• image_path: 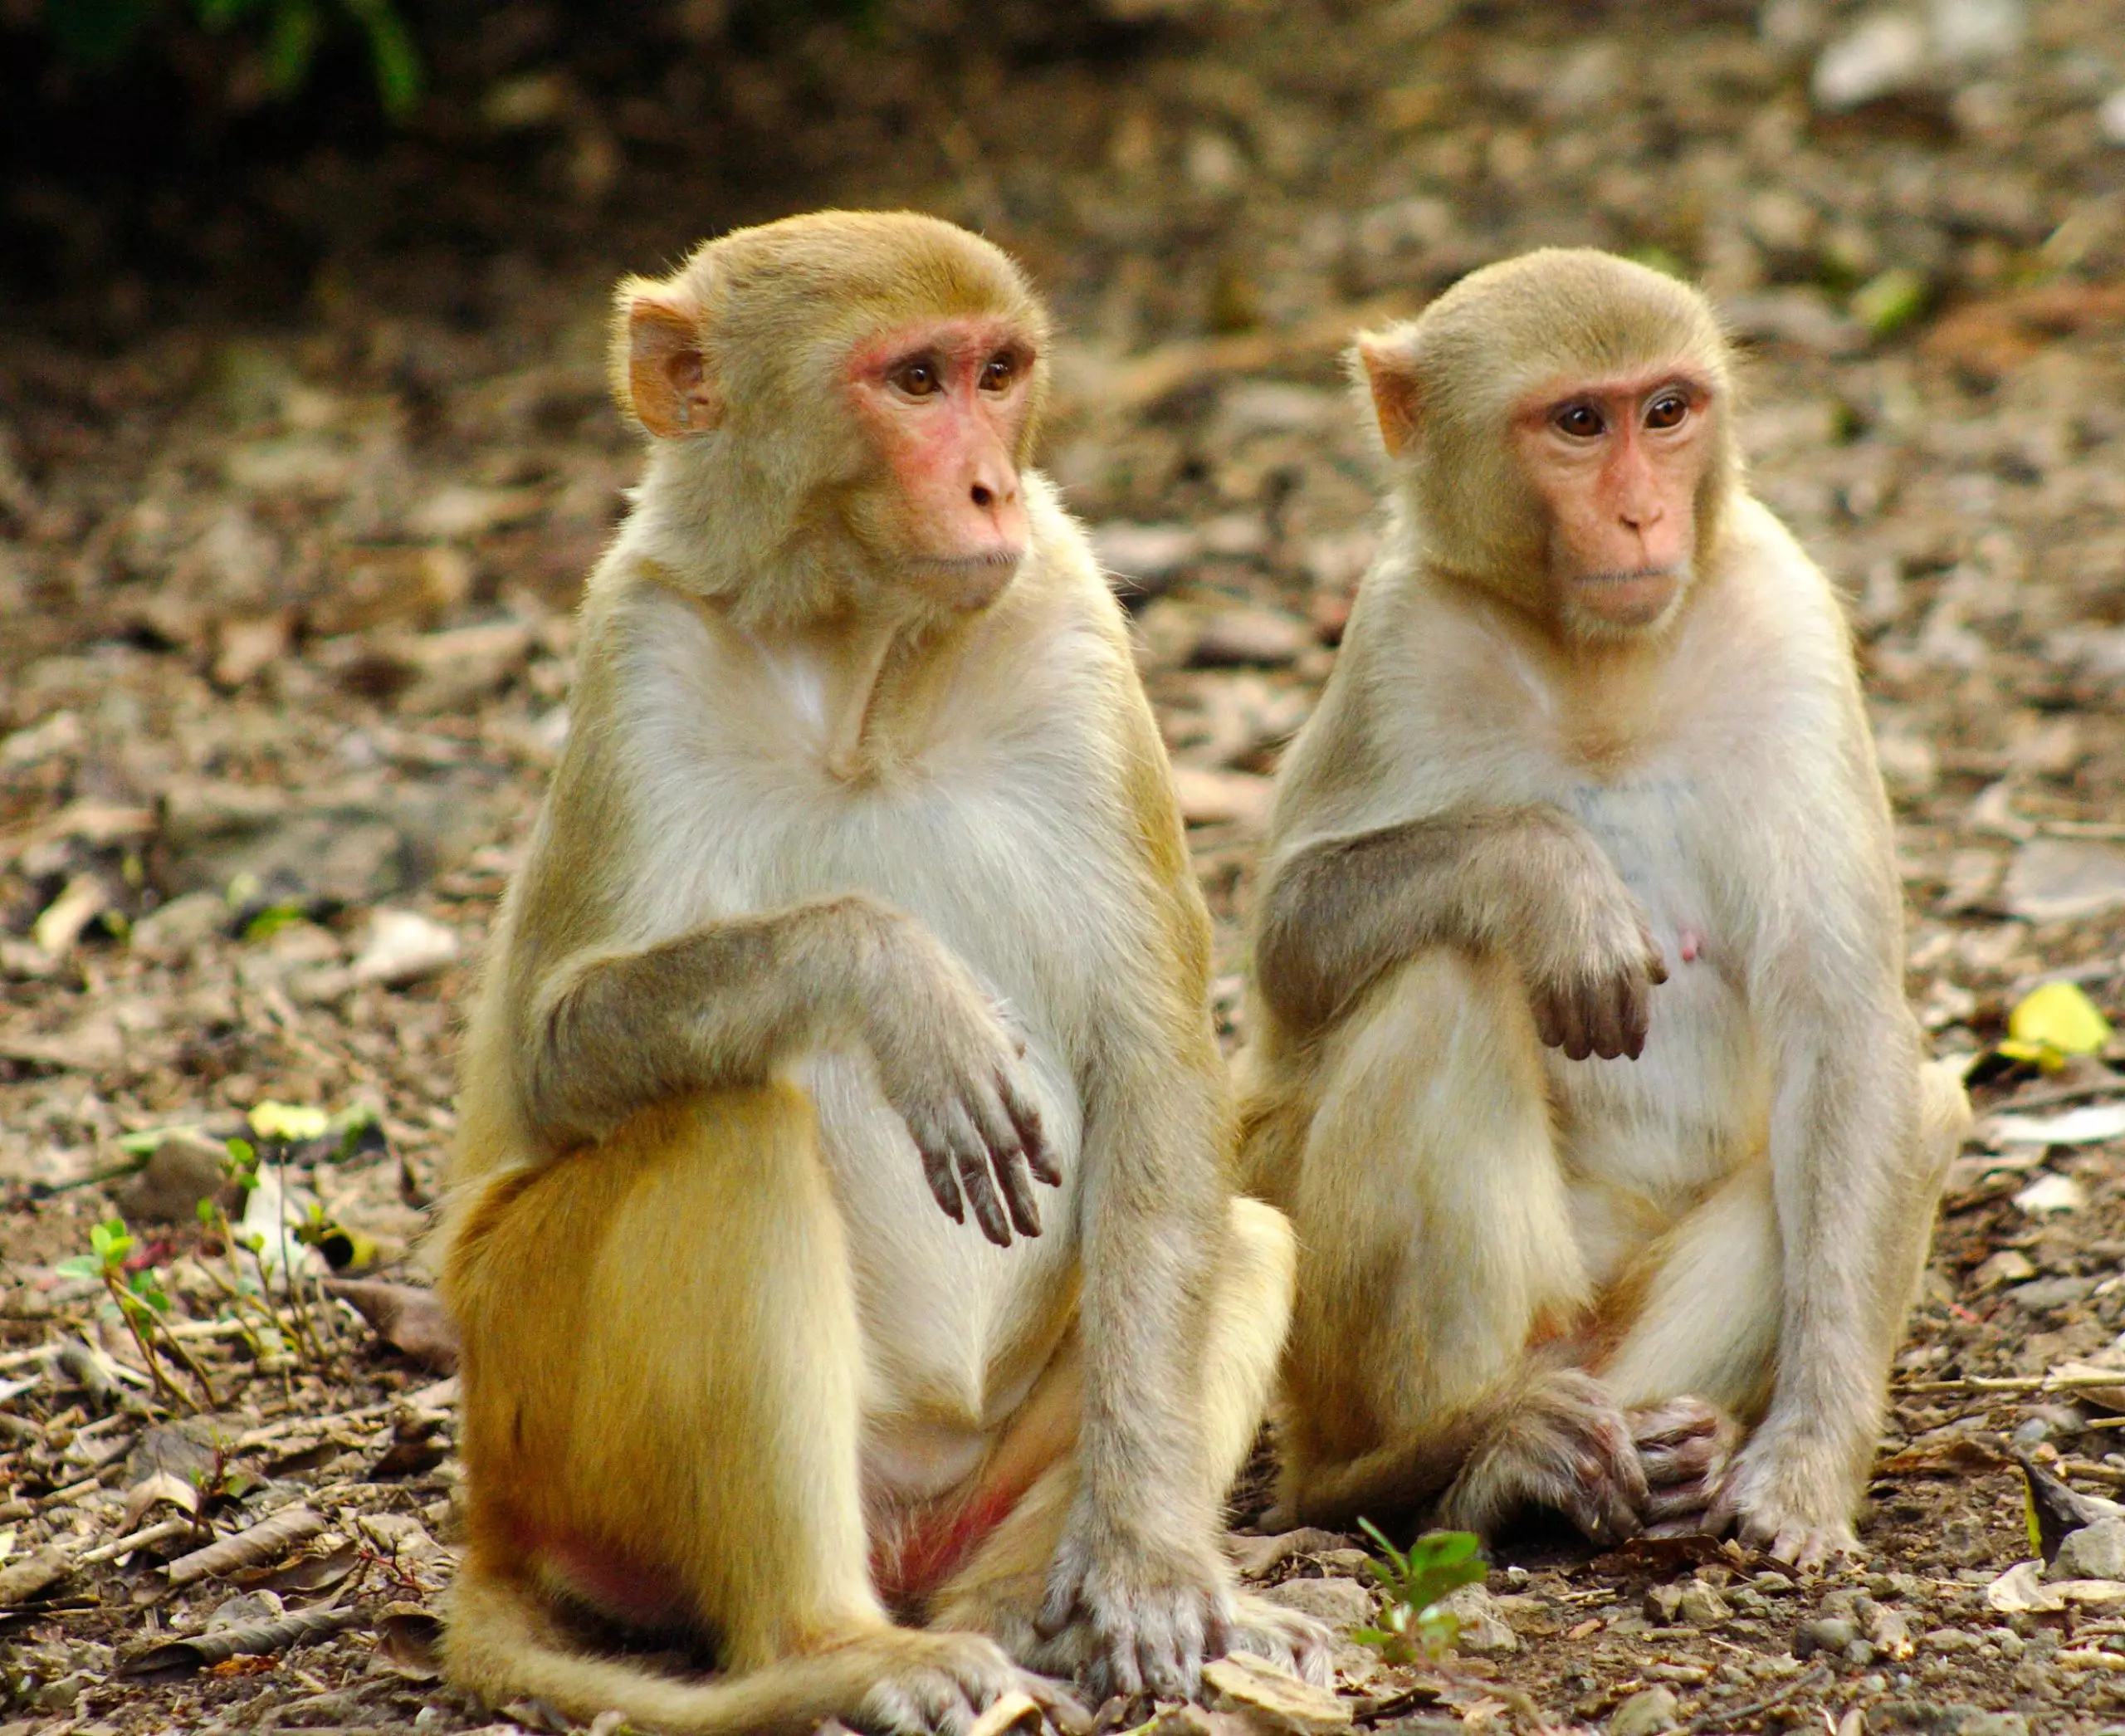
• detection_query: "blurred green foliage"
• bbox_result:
[42,0,422,118]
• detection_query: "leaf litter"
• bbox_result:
[7,0,2125,1729]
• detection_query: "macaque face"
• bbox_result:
[846,316,1038,611]
[1513,371,1716,633]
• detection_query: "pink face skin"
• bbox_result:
[1512,370,1716,633]
[847,316,1038,610]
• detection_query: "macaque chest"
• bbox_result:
[1546,771,1767,1207]
[706,764,1108,1498]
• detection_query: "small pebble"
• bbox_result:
[1795,1616,1860,1656]
[1609,1685,1681,1736]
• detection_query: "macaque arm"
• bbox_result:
[515,895,1050,1244]
[1254,804,1664,1055]
[1734,858,1922,1548]
[1033,716,1239,1698]
[519,896,895,1147]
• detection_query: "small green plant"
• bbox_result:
[1351,1518,1487,1664]
[58,1216,219,1411]
[195,1135,321,1373]
[42,0,422,120]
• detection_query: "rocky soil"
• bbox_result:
[5,0,2125,1732]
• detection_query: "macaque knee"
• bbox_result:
[1917,1058,1972,1190]
[1203,1198,1296,1485]
[1225,1196,1297,1320]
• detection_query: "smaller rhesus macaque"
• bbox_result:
[438,210,1326,1736]
[1239,248,1969,1569]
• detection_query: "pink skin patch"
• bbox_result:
[1512,369,1715,624]
[530,1527,693,1630]
[845,317,1036,584]
[869,1468,1034,1614]
[1678,927,1703,964]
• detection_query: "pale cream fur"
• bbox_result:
[1242,250,1969,1568]
[441,213,1324,1736]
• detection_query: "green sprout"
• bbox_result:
[57,1216,218,1411]
[1350,1519,1487,1664]
[42,0,422,119]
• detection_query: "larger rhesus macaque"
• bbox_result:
[439,211,1325,1736]
[1240,248,1969,1570]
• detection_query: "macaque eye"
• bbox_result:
[979,352,1019,393]
[1644,393,1690,431]
[891,358,943,398]
[1554,403,1605,438]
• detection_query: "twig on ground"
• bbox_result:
[1894,1371,2125,1396]
[2060,1460,2125,1485]
[1683,1665,1831,1732]
[77,1514,203,1565]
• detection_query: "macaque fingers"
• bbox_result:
[955,1140,1015,1247]
[916,1122,970,1225]
[961,1075,1044,1237]
[997,1071,1058,1187]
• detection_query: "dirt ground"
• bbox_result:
[5,0,2125,1731]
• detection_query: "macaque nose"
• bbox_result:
[969,468,1017,514]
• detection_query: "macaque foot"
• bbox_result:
[1439,1368,1647,1547]
[1707,1433,1862,1573]
[850,1630,1086,1736]
[1629,1396,1742,1536]
[1033,1535,1239,1703]
[1225,1592,1336,1688]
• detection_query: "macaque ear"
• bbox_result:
[613,284,725,438]
[1356,334,1423,457]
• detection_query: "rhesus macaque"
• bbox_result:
[438,210,1326,1736]
[1239,248,1969,1571]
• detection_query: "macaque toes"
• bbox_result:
[1240,248,1970,1569]
[438,211,1326,1736]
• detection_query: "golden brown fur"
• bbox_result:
[439,211,1324,1735]
[1242,248,1968,1568]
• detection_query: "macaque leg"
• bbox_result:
[1268,951,1653,1543]
[446,1084,1038,1734]
[1589,1163,1778,1533]
[1595,1059,1966,1547]
[931,1199,1330,1683]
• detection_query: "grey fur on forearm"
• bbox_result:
[517,896,895,1147]
[1253,804,1600,1039]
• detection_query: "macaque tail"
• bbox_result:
[445,1568,872,1736]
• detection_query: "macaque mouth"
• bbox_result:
[1573,565,1685,615]
[1575,564,1687,589]
[924,550,1023,575]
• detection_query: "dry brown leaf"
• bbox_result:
[1923,284,2125,376]
[374,1600,444,1681]
[1229,1527,1353,1578]
[263,1541,363,1594]
[124,1469,201,1531]
[157,1505,325,1590]
[119,1602,359,1678]
[325,1278,462,1372]
[0,1546,73,1607]
[2047,1362,2125,1414]
[1878,1437,2008,1477]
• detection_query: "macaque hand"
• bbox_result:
[1034,1517,1238,1703]
[1520,868,1668,1062]
[862,922,1057,1247]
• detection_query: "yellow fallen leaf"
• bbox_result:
[1998,980,2113,1073]
[248,1102,330,1141]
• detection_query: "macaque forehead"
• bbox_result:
[1509,364,1721,428]
[843,313,1039,381]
